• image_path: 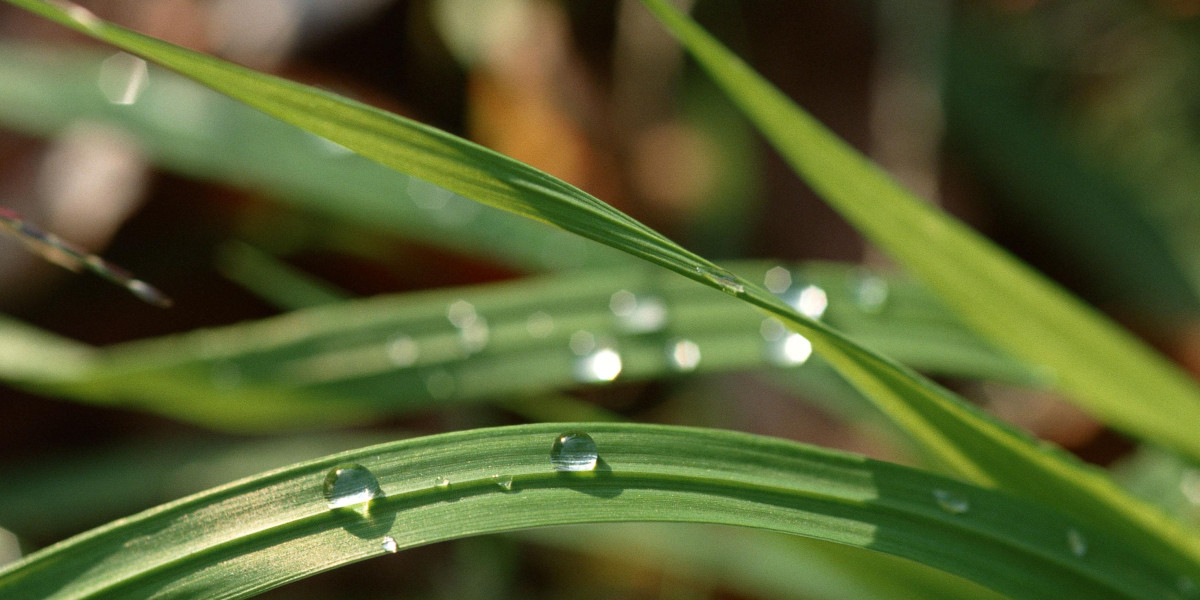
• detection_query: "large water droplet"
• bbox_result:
[787,284,828,320]
[98,52,149,105]
[763,266,792,294]
[323,464,384,513]
[932,489,969,514]
[850,272,889,314]
[551,432,599,472]
[695,266,744,295]
[667,338,701,371]
[610,290,668,333]
[1066,528,1087,557]
[387,335,419,367]
[381,536,399,553]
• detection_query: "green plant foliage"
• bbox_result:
[0,423,1180,600]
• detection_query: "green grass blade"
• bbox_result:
[635,0,1200,461]
[9,0,1199,582]
[0,423,1182,600]
[0,41,627,272]
[1,262,1031,431]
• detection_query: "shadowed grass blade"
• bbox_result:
[0,423,1182,600]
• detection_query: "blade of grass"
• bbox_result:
[0,423,1181,600]
[635,0,1200,462]
[8,0,1198,580]
[2,262,1032,431]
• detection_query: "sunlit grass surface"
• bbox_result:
[2,1,1200,599]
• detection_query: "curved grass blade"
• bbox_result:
[0,41,627,272]
[0,423,1184,600]
[1,262,1031,431]
[635,0,1200,462]
[8,0,1199,581]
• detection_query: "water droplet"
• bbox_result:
[787,284,828,320]
[323,464,384,513]
[573,347,623,383]
[763,266,792,294]
[381,536,398,553]
[458,317,490,354]
[434,476,450,489]
[762,319,813,367]
[49,1,101,30]
[932,489,969,514]
[569,330,597,355]
[695,266,744,295]
[526,311,555,338]
[98,52,149,105]
[492,474,515,491]
[610,290,667,333]
[387,335,419,367]
[667,338,701,371]
[1066,528,1087,557]
[850,272,889,314]
[551,432,598,472]
[446,300,477,328]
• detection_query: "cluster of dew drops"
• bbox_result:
[320,432,600,554]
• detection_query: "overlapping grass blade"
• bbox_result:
[1,262,1030,431]
[0,423,1180,600]
[635,0,1200,461]
[0,41,626,271]
[8,0,1199,578]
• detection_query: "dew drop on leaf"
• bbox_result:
[551,432,598,472]
[695,266,744,295]
[931,489,969,514]
[323,464,384,513]
[381,536,398,554]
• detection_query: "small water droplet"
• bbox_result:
[695,266,744,295]
[551,432,599,472]
[434,476,451,489]
[610,290,668,333]
[787,284,828,320]
[932,489,969,514]
[850,272,889,314]
[763,266,792,294]
[98,52,149,105]
[381,536,399,553]
[573,347,623,383]
[323,464,384,513]
[569,330,597,355]
[761,319,813,367]
[667,338,701,371]
[526,311,555,338]
[49,1,101,30]
[1066,528,1087,557]
[492,474,515,491]
[387,335,419,367]
[446,299,477,328]
[457,317,490,354]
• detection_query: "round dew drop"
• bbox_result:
[931,489,969,514]
[1066,528,1087,557]
[323,464,384,512]
[551,432,599,472]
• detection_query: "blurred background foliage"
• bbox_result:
[3,0,1200,598]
